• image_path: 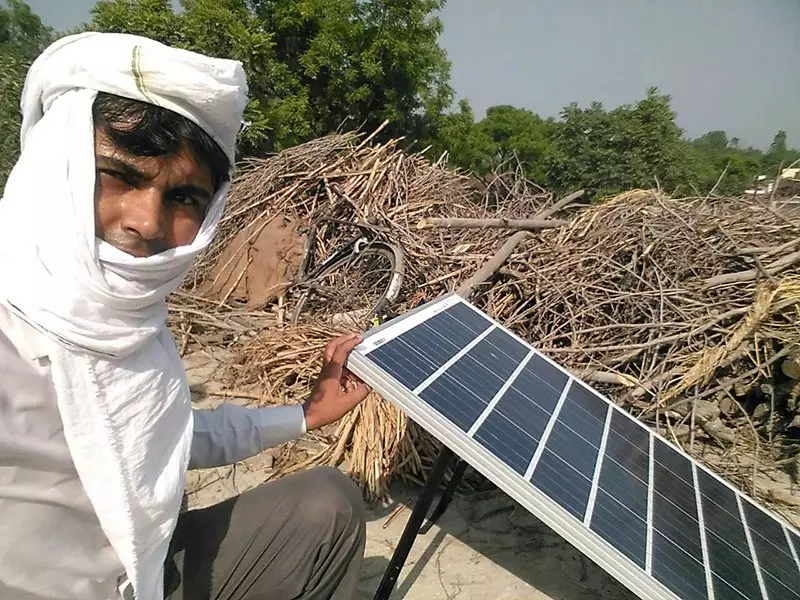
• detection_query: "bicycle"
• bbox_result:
[289,216,405,328]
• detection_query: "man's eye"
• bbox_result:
[173,194,199,207]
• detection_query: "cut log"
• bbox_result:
[701,419,737,445]
[753,403,770,421]
[535,189,585,220]
[737,238,800,260]
[583,370,640,387]
[702,248,800,288]
[767,487,800,507]
[454,191,583,300]
[416,216,567,232]
[456,231,530,299]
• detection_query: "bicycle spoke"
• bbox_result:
[293,244,399,328]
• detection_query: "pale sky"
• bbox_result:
[24,0,800,149]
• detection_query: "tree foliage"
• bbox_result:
[689,130,762,195]
[437,101,555,182]
[0,0,52,56]
[439,89,705,198]
[90,0,452,156]
[546,89,693,196]
[761,129,800,175]
[0,0,52,189]
[437,89,800,199]
[1,0,798,200]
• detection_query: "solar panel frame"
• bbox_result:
[350,292,800,600]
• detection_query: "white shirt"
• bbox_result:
[0,305,306,600]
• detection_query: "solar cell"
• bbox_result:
[351,293,800,600]
[589,409,650,568]
[368,301,492,389]
[651,439,708,600]
[697,468,763,600]
[419,327,528,431]
[472,354,567,475]
[529,382,607,519]
[742,499,800,598]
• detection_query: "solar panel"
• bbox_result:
[349,293,800,600]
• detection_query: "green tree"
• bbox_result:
[0,0,53,188]
[474,105,555,182]
[770,130,788,155]
[546,89,693,197]
[693,130,729,155]
[0,0,52,58]
[0,50,27,188]
[90,0,452,156]
[436,102,556,182]
[434,99,494,172]
[689,129,768,195]
[762,130,800,176]
[253,0,451,143]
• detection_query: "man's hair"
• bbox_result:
[91,92,230,189]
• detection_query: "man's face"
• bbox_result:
[94,128,215,258]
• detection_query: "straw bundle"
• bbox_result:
[224,323,436,499]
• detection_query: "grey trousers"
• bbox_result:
[164,467,367,600]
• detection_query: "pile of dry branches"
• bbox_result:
[486,192,800,507]
[172,127,800,514]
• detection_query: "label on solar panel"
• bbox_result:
[349,292,800,600]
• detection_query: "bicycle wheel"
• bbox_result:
[290,242,404,328]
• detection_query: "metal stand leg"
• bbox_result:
[373,446,459,600]
[418,458,468,535]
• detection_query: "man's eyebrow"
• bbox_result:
[96,154,149,182]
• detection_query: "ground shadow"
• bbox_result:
[358,556,391,599]
[359,473,637,600]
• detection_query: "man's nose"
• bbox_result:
[120,189,165,241]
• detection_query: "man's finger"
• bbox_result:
[320,333,360,380]
[342,368,365,386]
[345,381,371,404]
[323,345,333,365]
[323,335,346,365]
[329,333,363,368]
[322,336,344,363]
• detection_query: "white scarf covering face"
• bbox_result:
[0,32,247,600]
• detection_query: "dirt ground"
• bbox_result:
[184,350,635,600]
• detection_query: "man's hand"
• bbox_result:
[303,333,371,431]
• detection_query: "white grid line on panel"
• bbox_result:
[584,404,613,527]
[411,324,496,395]
[523,378,573,481]
[692,463,716,600]
[460,298,533,346]
[738,494,769,600]
[467,349,534,437]
[786,525,800,574]
[646,433,655,576]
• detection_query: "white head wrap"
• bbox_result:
[0,32,248,600]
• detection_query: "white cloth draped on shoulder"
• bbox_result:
[0,32,247,600]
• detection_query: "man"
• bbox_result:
[0,32,370,600]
